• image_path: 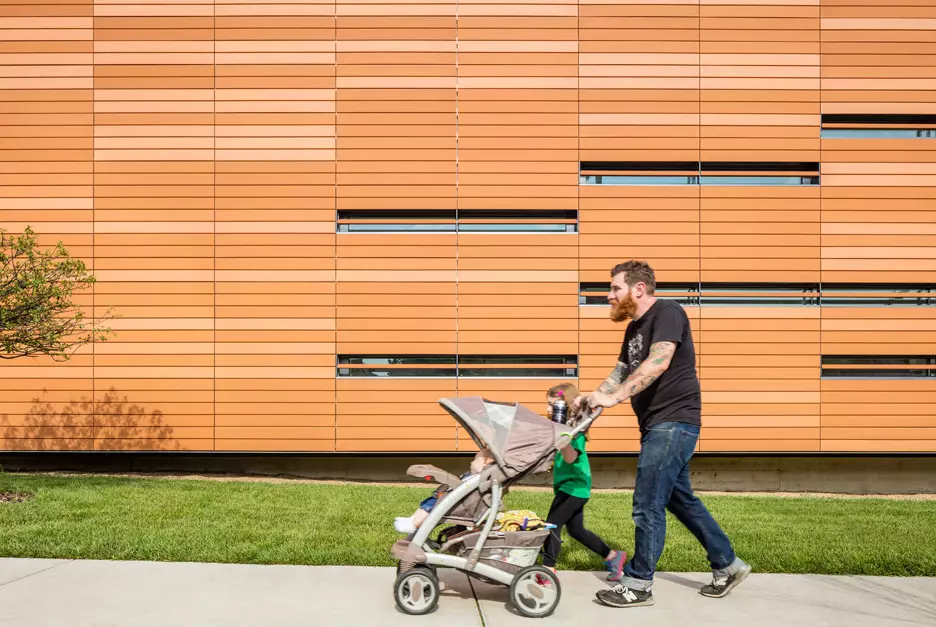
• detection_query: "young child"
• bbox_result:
[543,383,627,581]
[394,447,495,534]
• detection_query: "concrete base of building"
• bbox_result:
[1,452,935,494]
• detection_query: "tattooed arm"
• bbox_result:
[584,341,677,409]
[597,360,628,395]
[614,341,676,402]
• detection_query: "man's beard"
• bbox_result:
[610,296,637,322]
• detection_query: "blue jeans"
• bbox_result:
[619,421,741,591]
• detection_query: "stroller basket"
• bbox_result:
[441,528,550,576]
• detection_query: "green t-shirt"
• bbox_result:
[552,433,591,499]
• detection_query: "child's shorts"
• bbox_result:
[418,471,473,512]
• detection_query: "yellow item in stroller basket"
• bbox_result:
[495,510,547,532]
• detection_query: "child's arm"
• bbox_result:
[560,444,578,463]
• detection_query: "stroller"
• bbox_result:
[391,396,600,618]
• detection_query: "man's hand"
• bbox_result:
[587,391,619,409]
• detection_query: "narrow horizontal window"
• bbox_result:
[337,355,457,378]
[821,284,936,307]
[579,282,700,306]
[337,210,455,233]
[700,175,819,186]
[821,355,936,380]
[336,355,577,378]
[821,129,936,139]
[580,161,698,186]
[821,114,936,138]
[457,355,576,365]
[580,161,698,172]
[581,175,697,186]
[580,162,819,186]
[700,162,819,186]
[458,354,577,378]
[822,114,936,125]
[701,283,820,306]
[578,283,936,307]
[337,210,577,233]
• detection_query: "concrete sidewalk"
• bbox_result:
[0,559,933,627]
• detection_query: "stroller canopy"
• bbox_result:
[439,397,566,478]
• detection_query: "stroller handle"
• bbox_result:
[554,404,603,449]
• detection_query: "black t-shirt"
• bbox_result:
[618,299,701,433]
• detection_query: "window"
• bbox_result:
[581,175,698,186]
[580,162,820,186]
[579,282,700,306]
[700,162,820,186]
[337,355,578,378]
[337,210,577,233]
[337,355,456,378]
[821,129,936,139]
[579,283,936,307]
[820,114,936,139]
[821,356,936,379]
[701,284,820,306]
[821,284,936,307]
[700,175,818,186]
[457,355,578,378]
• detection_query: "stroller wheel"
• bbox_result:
[509,566,561,618]
[394,566,440,616]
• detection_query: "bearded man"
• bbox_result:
[574,260,751,608]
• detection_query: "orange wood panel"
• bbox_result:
[336,0,455,210]
[580,186,700,283]
[701,185,820,282]
[580,1,700,162]
[87,0,218,451]
[699,305,820,452]
[0,2,95,450]
[821,2,936,116]
[213,0,336,452]
[336,378,457,451]
[457,233,577,354]
[700,2,819,162]
[457,2,578,210]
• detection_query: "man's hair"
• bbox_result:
[610,260,656,294]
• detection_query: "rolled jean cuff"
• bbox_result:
[713,557,747,579]
[617,575,653,592]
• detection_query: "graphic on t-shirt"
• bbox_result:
[627,333,644,371]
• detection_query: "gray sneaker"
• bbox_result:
[700,562,752,598]
[596,584,654,608]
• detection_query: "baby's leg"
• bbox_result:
[412,508,430,528]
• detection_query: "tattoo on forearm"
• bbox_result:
[597,361,627,394]
[618,342,676,400]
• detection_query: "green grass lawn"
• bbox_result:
[0,473,933,576]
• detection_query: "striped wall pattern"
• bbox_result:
[0,0,934,454]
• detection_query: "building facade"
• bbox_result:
[1,1,934,455]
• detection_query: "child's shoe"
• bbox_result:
[394,516,417,534]
[605,549,627,582]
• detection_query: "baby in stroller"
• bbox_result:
[394,447,496,534]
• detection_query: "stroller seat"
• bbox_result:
[406,463,498,529]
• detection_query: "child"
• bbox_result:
[394,447,495,534]
[543,383,627,581]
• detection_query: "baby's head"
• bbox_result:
[545,382,582,424]
[470,447,496,473]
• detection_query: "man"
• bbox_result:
[574,260,751,608]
